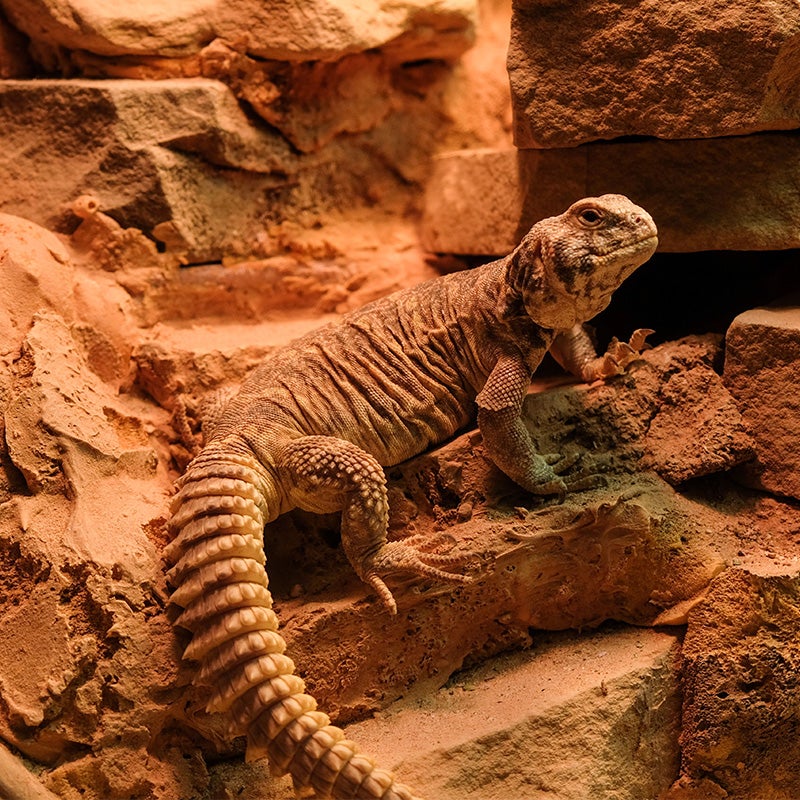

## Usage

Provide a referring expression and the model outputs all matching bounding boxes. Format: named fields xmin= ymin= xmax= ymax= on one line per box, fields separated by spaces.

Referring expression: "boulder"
xmin=422 ymin=135 xmax=800 ymax=253
xmin=723 ymin=305 xmax=800 ymax=500
xmin=0 ymin=0 xmax=475 ymax=61
xmin=509 ymin=0 xmax=800 ymax=148
xmin=0 ymin=78 xmax=294 ymax=262
xmin=678 ymin=564 xmax=800 ymax=799
xmin=0 ymin=0 xmax=213 ymax=57
xmin=642 ymin=366 xmax=754 ymax=485
xmin=346 ymin=627 xmax=681 ymax=800
xmin=212 ymin=0 xmax=476 ymax=63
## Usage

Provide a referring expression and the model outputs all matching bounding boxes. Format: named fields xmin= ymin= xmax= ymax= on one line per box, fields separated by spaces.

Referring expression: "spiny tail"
xmin=165 ymin=448 xmax=421 ymax=800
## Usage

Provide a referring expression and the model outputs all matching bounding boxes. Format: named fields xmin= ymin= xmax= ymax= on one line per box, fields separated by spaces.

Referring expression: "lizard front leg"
xmin=477 ymin=353 xmax=598 ymax=499
xmin=550 ymin=324 xmax=654 ymax=382
xmin=278 ymin=436 xmax=469 ymax=614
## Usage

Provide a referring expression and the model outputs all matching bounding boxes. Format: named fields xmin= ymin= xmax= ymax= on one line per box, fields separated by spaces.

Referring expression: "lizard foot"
xmin=529 ymin=452 xmax=606 ymax=502
xmin=596 ymin=327 xmax=655 ymax=378
xmin=363 ymin=537 xmax=471 ymax=615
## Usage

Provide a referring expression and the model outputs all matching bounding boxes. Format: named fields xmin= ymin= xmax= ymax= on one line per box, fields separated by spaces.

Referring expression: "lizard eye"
xmin=577 ymin=207 xmax=604 ymax=227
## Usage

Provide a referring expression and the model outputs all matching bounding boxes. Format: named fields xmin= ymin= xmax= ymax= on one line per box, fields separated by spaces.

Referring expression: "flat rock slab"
xmin=723 ymin=305 xmax=800 ymax=500
xmin=422 ymin=137 xmax=800 ymax=254
xmin=346 ymin=626 xmax=681 ymax=800
xmin=0 ymin=0 xmax=475 ymax=61
xmin=509 ymin=0 xmax=800 ymax=148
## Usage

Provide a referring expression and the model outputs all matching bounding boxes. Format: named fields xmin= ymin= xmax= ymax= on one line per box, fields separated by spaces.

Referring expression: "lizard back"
xmin=212 ymin=259 xmax=544 ymax=467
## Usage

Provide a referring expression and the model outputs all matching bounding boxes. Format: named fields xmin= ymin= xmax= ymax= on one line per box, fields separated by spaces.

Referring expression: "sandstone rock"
xmin=346 ymin=627 xmax=681 ymax=800
xmin=422 ymin=135 xmax=800 ymax=254
xmin=132 ymin=315 xmax=333 ymax=409
xmin=0 ymin=78 xmax=294 ymax=262
xmin=0 ymin=212 xmax=135 ymax=387
xmin=0 ymin=214 xmax=74 ymax=358
xmin=437 ymin=0 xmax=514 ymax=151
xmin=213 ymin=0 xmax=476 ymax=63
xmin=0 ymin=305 xmax=184 ymax=796
xmin=199 ymin=44 xmax=396 ymax=152
xmin=678 ymin=564 xmax=800 ymax=799
xmin=0 ymin=0 xmax=475 ymax=61
xmin=723 ymin=305 xmax=800 ymax=500
xmin=0 ymin=72 xmax=483 ymax=262
xmin=509 ymin=0 xmax=800 ymax=148
xmin=642 ymin=366 xmax=755 ymax=485
xmin=4 ymin=312 xmax=163 ymax=559
xmin=0 ymin=303 xmax=261 ymax=795
xmin=421 ymin=148 xmax=526 ymax=254
xmin=0 ymin=0 xmax=213 ymax=57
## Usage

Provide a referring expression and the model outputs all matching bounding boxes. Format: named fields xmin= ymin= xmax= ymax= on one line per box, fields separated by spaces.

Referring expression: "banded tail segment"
xmin=166 ymin=449 xmax=422 ymax=800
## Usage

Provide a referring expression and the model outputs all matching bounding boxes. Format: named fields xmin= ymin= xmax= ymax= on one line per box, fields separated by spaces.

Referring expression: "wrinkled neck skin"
xmin=505 ymin=221 xmax=652 ymax=331
xmin=524 ymin=259 xmax=616 ymax=330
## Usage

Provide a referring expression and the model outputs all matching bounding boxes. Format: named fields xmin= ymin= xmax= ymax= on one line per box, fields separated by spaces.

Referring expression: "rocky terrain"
xmin=1 ymin=1 xmax=799 ymax=799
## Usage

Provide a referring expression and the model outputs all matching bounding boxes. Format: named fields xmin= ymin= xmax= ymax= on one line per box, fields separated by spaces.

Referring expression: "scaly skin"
xmin=165 ymin=195 xmax=658 ymax=799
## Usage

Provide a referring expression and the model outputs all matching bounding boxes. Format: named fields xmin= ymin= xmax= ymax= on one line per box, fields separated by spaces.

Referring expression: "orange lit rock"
xmin=509 ymin=0 xmax=800 ymax=148
xmin=0 ymin=0 xmax=475 ymax=61
xmin=724 ymin=305 xmax=800 ymax=500
xmin=422 ymin=136 xmax=800 ymax=254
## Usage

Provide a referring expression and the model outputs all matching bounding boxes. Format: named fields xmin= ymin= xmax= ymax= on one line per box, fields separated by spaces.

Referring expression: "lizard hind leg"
xmin=167 ymin=446 xmax=423 ymax=800
xmin=278 ymin=436 xmax=470 ymax=616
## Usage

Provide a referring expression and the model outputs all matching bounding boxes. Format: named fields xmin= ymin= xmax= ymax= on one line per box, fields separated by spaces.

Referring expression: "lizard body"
xmin=165 ymin=195 xmax=658 ymax=799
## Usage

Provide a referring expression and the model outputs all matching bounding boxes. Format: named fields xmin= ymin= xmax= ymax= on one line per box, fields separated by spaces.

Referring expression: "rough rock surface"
xmin=0 ymin=0 xmax=475 ymax=61
xmin=723 ymin=305 xmax=800 ymax=500
xmin=0 ymin=209 xmax=797 ymax=798
xmin=346 ymin=627 xmax=682 ymax=800
xmin=509 ymin=0 xmax=800 ymax=148
xmin=422 ymin=137 xmax=800 ymax=254
xmin=422 ymin=148 xmax=523 ymax=255
xmin=0 ymin=0 xmax=513 ymax=275
xmin=0 ymin=57 xmax=506 ymax=262
xmin=677 ymin=561 xmax=800 ymax=799
xmin=642 ymin=365 xmax=754 ymax=485
xmin=0 ymin=6 xmax=31 ymax=77
xmin=0 ymin=79 xmax=294 ymax=262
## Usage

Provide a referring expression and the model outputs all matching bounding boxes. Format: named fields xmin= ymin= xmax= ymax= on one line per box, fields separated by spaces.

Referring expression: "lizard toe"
xmin=363 ymin=539 xmax=471 ymax=613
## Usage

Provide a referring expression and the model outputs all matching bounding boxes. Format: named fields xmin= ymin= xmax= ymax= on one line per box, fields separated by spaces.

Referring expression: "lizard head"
xmin=508 ymin=194 xmax=658 ymax=330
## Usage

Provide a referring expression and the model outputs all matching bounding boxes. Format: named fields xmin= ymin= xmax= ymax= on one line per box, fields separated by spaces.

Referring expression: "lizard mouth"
xmin=594 ymin=233 xmax=659 ymax=261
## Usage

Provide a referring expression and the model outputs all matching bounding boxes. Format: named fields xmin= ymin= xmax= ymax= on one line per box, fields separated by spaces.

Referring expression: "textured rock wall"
xmin=0 ymin=0 xmax=513 ymax=265
xmin=1 ymin=2 xmax=800 ymax=799
xmin=423 ymin=1 xmax=800 ymax=257
xmin=422 ymin=136 xmax=800 ymax=254
xmin=508 ymin=0 xmax=800 ymax=148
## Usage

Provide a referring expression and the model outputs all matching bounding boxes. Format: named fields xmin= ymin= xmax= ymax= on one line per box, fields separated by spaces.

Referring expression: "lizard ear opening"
xmin=506 ymin=227 xmax=546 ymax=298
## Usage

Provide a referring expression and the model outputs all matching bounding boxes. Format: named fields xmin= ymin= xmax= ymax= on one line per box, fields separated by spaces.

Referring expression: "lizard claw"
xmin=529 ymin=452 xmax=605 ymax=500
xmin=600 ymin=327 xmax=655 ymax=377
xmin=363 ymin=538 xmax=471 ymax=614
